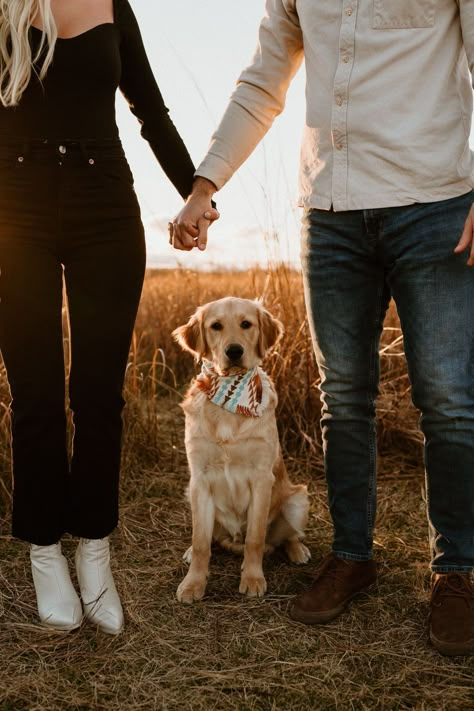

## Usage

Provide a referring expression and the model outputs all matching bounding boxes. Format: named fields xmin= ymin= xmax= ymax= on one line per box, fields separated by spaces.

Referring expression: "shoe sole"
xmin=40 ymin=620 xmax=82 ymax=632
xmin=289 ymin=582 xmax=377 ymax=625
xmin=85 ymin=620 xmax=123 ymax=635
xmin=429 ymin=629 xmax=474 ymax=657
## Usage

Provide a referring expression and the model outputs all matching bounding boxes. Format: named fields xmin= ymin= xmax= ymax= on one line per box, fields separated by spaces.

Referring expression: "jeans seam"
xmin=366 ymin=278 xmax=383 ymax=555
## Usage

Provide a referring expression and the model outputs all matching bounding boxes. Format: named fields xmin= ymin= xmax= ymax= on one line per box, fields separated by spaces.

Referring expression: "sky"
xmin=116 ymin=0 xmax=306 ymax=270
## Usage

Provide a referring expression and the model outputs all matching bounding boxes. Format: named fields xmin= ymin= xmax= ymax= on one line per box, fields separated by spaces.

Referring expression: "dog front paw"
xmin=239 ymin=572 xmax=267 ymax=597
xmin=176 ymin=573 xmax=207 ymax=603
xmin=285 ymin=541 xmax=311 ymax=564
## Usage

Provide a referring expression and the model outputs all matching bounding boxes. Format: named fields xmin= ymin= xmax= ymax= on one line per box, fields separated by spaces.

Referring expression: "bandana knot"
xmin=196 ymin=361 xmax=271 ymax=417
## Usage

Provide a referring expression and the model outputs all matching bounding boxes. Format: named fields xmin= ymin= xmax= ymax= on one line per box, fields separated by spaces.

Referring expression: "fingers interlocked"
xmin=169 ymin=205 xmax=220 ymax=252
xmin=168 ymin=220 xmax=199 ymax=251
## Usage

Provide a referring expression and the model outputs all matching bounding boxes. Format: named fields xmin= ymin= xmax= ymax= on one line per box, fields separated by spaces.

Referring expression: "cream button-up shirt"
xmin=196 ymin=0 xmax=474 ymax=211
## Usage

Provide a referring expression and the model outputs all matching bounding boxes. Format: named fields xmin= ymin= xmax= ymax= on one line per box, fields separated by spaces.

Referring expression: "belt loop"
xmin=16 ymin=140 xmax=30 ymax=165
xmin=79 ymin=139 xmax=89 ymax=162
xmin=79 ymin=139 xmax=95 ymax=167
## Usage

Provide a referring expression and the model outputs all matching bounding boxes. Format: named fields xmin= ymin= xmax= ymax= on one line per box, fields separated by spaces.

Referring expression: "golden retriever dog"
xmin=172 ymin=297 xmax=311 ymax=603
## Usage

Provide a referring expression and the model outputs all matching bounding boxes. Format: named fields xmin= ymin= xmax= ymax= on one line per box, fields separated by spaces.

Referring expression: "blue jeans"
xmin=301 ymin=192 xmax=474 ymax=573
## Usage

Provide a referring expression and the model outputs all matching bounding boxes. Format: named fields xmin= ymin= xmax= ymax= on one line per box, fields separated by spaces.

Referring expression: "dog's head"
xmin=172 ymin=297 xmax=283 ymax=374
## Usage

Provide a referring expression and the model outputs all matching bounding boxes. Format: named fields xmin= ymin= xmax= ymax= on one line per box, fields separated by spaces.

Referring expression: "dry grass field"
xmin=0 ymin=265 xmax=472 ymax=710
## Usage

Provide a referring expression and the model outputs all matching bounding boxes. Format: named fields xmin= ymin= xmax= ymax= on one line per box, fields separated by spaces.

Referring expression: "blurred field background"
xmin=0 ymin=265 xmax=472 ymax=710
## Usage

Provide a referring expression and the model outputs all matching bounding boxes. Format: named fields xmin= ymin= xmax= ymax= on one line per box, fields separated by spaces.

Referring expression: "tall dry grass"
xmin=0 ymin=264 xmax=420 ymax=515
xmin=0 ymin=266 xmax=472 ymax=711
xmin=122 ymin=265 xmax=421 ymax=478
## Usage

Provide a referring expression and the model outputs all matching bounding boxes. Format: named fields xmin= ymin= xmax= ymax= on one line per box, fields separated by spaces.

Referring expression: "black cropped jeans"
xmin=0 ymin=139 xmax=146 ymax=545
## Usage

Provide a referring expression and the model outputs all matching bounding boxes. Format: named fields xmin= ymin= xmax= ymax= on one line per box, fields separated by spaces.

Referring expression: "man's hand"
xmin=169 ymin=177 xmax=219 ymax=252
xmin=454 ymin=203 xmax=474 ymax=266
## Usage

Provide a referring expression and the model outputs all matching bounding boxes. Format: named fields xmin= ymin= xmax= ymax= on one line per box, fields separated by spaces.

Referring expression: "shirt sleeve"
xmin=116 ymin=0 xmax=195 ymax=199
xmin=195 ymin=0 xmax=304 ymax=190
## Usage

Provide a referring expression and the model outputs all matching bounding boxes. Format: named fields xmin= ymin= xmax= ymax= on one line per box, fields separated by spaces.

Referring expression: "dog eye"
xmin=241 ymin=320 xmax=252 ymax=329
xmin=210 ymin=322 xmax=223 ymax=331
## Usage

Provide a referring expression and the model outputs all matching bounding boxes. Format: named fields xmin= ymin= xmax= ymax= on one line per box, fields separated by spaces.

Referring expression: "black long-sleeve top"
xmin=0 ymin=0 xmax=195 ymax=199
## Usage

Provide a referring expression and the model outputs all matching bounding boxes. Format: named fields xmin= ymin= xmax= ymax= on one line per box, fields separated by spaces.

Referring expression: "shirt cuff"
xmin=194 ymin=152 xmax=235 ymax=191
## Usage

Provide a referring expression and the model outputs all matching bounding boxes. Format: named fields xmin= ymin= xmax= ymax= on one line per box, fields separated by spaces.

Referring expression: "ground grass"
xmin=0 ymin=266 xmax=472 ymax=710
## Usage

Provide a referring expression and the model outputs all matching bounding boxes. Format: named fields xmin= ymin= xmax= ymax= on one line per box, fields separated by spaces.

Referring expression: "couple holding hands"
xmin=0 ymin=0 xmax=473 ymax=656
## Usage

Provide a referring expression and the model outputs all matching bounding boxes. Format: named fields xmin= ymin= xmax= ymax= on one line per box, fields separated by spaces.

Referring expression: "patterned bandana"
xmin=196 ymin=361 xmax=271 ymax=417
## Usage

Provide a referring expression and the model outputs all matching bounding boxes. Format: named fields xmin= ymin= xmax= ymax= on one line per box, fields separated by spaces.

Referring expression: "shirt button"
xmin=345 ymin=7 xmax=353 ymax=15
xmin=342 ymin=56 xmax=350 ymax=63
xmin=17 ymin=156 xmax=24 ymax=163
xmin=336 ymin=143 xmax=344 ymax=151
xmin=89 ymin=158 xmax=95 ymax=165
xmin=59 ymin=145 xmax=67 ymax=154
xmin=336 ymin=96 xmax=343 ymax=106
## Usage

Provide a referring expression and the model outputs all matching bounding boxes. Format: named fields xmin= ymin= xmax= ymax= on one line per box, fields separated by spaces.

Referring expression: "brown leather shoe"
xmin=289 ymin=552 xmax=377 ymax=624
xmin=429 ymin=573 xmax=474 ymax=656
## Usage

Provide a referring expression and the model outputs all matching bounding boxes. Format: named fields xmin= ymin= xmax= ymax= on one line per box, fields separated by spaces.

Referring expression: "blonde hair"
xmin=0 ymin=0 xmax=57 ymax=107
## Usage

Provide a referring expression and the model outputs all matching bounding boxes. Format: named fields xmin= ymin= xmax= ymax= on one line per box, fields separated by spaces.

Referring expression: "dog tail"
xmin=219 ymin=538 xmax=245 ymax=555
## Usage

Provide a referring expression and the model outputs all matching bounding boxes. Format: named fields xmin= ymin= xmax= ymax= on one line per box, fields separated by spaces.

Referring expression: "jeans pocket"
xmin=0 ymin=156 xmax=18 ymax=174
xmin=372 ymin=0 xmax=436 ymax=29
xmin=93 ymin=157 xmax=135 ymax=189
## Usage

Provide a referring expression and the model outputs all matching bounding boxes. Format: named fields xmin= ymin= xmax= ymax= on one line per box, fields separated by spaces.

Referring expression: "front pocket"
xmin=0 ymin=156 xmax=16 ymax=173
xmin=94 ymin=158 xmax=135 ymax=188
xmin=373 ymin=0 xmax=436 ymax=29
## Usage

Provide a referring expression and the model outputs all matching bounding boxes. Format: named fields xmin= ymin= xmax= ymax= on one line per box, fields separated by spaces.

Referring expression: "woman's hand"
xmin=454 ymin=203 xmax=474 ymax=266
xmin=169 ymin=177 xmax=219 ymax=252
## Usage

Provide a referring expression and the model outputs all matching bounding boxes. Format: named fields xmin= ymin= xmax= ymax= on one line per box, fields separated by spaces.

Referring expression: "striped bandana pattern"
xmin=196 ymin=361 xmax=271 ymax=417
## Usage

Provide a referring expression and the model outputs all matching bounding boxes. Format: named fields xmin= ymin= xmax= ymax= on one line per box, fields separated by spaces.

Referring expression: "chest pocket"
xmin=373 ymin=0 xmax=436 ymax=29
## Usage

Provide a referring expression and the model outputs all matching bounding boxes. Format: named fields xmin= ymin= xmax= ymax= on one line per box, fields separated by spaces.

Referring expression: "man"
xmin=170 ymin=1 xmax=474 ymax=657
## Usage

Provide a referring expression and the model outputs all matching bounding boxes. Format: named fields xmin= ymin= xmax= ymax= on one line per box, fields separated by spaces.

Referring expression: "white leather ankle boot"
xmin=30 ymin=543 xmax=83 ymax=631
xmin=75 ymin=537 xmax=123 ymax=635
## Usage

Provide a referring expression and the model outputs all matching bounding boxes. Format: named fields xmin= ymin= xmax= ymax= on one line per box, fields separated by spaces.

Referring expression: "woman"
xmin=0 ymin=0 xmax=216 ymax=634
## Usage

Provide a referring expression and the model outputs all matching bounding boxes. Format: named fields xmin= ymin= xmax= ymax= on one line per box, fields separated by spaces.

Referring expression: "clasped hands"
xmin=169 ymin=183 xmax=474 ymax=266
xmin=169 ymin=177 xmax=219 ymax=252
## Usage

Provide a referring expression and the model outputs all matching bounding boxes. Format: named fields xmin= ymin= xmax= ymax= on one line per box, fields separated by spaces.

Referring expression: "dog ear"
xmin=172 ymin=309 xmax=207 ymax=360
xmin=257 ymin=306 xmax=284 ymax=358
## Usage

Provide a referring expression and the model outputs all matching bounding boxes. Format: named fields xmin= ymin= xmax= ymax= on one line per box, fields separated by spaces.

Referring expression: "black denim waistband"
xmin=0 ymin=138 xmax=125 ymax=161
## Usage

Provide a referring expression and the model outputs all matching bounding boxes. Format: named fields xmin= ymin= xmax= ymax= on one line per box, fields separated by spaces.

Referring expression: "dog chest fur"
xmin=183 ymin=392 xmax=279 ymax=537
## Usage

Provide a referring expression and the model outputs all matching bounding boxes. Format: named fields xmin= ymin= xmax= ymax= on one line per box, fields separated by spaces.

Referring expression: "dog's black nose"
xmin=225 ymin=343 xmax=244 ymax=362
